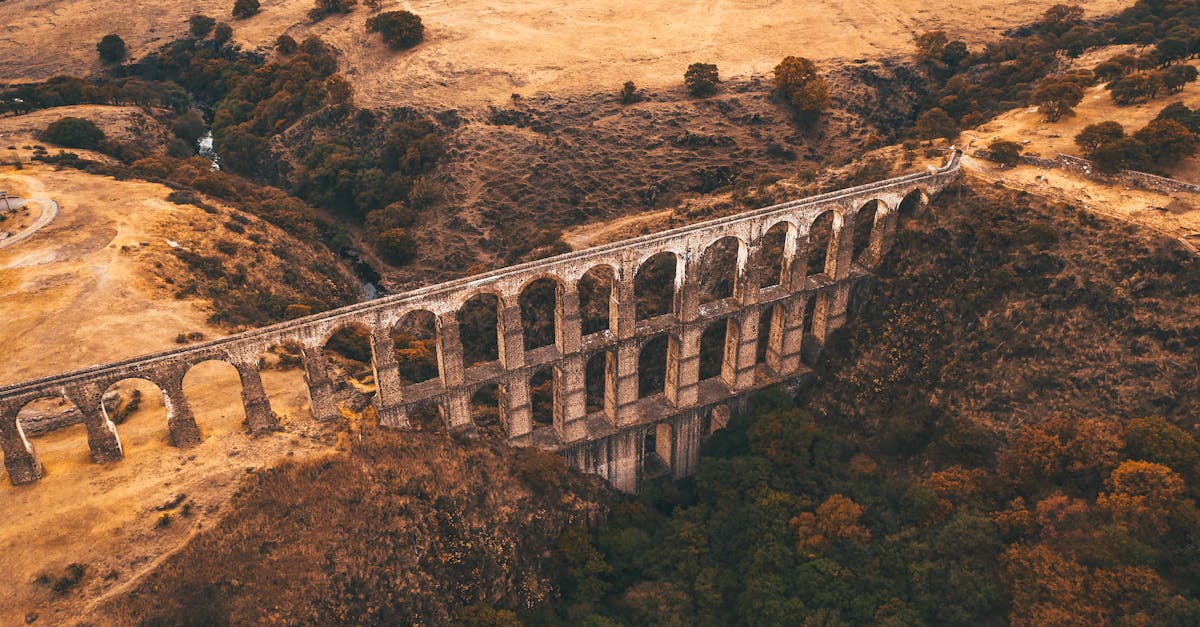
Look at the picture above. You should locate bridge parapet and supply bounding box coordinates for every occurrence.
[0,150,961,488]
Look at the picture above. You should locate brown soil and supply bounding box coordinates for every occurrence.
[0,0,1130,107]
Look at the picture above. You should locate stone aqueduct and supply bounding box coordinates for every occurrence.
[0,151,961,492]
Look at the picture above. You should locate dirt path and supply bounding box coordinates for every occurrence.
[561,208,676,250]
[961,154,1200,255]
[0,198,58,249]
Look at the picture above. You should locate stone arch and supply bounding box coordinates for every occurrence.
[458,291,503,367]
[100,377,169,449]
[255,340,310,423]
[321,321,378,399]
[528,366,558,428]
[805,210,837,277]
[584,349,613,416]
[852,199,886,268]
[519,275,563,352]
[469,383,506,435]
[407,399,445,432]
[634,251,681,320]
[697,236,747,304]
[391,309,440,385]
[182,359,247,437]
[578,264,616,335]
[12,395,88,474]
[638,334,671,398]
[699,320,729,381]
[898,187,929,217]
[755,221,794,289]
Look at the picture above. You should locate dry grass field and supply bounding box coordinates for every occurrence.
[0,0,1131,106]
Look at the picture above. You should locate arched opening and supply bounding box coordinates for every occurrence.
[697,236,743,303]
[459,292,502,367]
[756,222,792,289]
[852,200,883,267]
[392,310,439,385]
[756,305,779,364]
[322,324,377,414]
[520,277,560,351]
[256,341,309,423]
[699,320,728,381]
[805,211,836,277]
[898,188,927,218]
[578,265,615,335]
[15,396,88,476]
[100,378,168,452]
[529,367,557,428]
[638,335,670,399]
[182,360,246,438]
[802,296,820,365]
[585,350,612,415]
[470,383,506,436]
[643,422,673,478]
[634,252,679,320]
[408,400,445,432]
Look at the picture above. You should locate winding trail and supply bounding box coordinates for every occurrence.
[0,197,58,249]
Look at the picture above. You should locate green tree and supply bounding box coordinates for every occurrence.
[365,10,424,50]
[940,40,970,66]
[684,62,720,97]
[96,34,126,63]
[913,107,959,142]
[1090,137,1149,173]
[773,56,829,124]
[375,228,416,264]
[987,139,1022,166]
[1132,118,1198,165]
[1074,121,1124,155]
[189,14,216,38]
[232,0,260,19]
[311,0,357,20]
[1163,64,1199,94]
[40,117,105,149]
[1155,38,1189,65]
[619,81,640,105]
[1124,417,1200,484]
[213,23,233,47]
[915,30,949,61]
[1032,78,1084,122]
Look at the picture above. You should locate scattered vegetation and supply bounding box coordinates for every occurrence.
[1074,103,1199,173]
[366,10,425,50]
[684,63,719,97]
[96,34,126,63]
[772,56,829,125]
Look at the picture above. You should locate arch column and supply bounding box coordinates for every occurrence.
[504,373,533,438]
[665,254,702,408]
[159,371,202,447]
[558,354,588,442]
[721,309,760,392]
[826,209,855,280]
[445,389,473,430]
[1,402,42,485]
[437,313,466,388]
[369,330,409,428]
[557,286,583,355]
[232,361,280,433]
[63,383,124,463]
[810,283,850,347]
[300,346,340,422]
[610,270,640,426]
[782,225,807,289]
[765,295,808,377]
[498,303,526,369]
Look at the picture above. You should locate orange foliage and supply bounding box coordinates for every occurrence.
[1097,460,1186,536]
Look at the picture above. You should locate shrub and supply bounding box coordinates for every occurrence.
[1163,64,1198,94]
[232,0,260,19]
[913,107,959,142]
[97,34,126,63]
[275,34,298,54]
[619,81,640,105]
[366,10,424,50]
[684,63,719,97]
[310,0,357,21]
[1075,121,1125,155]
[1032,78,1084,122]
[213,23,233,47]
[40,117,105,149]
[375,228,416,264]
[773,56,829,124]
[189,14,216,39]
[987,140,1022,166]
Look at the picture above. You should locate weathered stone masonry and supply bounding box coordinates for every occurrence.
[0,151,961,491]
